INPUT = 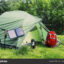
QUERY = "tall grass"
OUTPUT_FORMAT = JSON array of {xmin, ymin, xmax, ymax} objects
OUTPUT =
[
  {"xmin": 0, "ymin": 35, "xmax": 64, "ymax": 59},
  {"xmin": 16, "ymin": 46, "xmax": 29, "ymax": 55}
]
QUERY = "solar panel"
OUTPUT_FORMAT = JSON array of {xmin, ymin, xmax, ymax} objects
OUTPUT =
[
  {"xmin": 15, "ymin": 28, "xmax": 24, "ymax": 37},
  {"xmin": 8, "ymin": 30, "xmax": 17, "ymax": 39}
]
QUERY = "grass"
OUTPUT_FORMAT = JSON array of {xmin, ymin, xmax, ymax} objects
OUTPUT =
[{"xmin": 0, "ymin": 35, "xmax": 64, "ymax": 59}]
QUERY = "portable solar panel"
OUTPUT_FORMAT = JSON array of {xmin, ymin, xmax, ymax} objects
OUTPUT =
[
  {"xmin": 15, "ymin": 28, "xmax": 24, "ymax": 37},
  {"xmin": 8, "ymin": 30, "xmax": 17, "ymax": 39}
]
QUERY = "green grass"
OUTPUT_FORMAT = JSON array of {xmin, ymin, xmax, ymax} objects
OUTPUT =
[{"xmin": 0, "ymin": 35, "xmax": 64, "ymax": 59}]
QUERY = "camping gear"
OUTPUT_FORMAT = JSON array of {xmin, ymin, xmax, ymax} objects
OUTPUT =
[
  {"xmin": 0, "ymin": 11, "xmax": 51, "ymax": 48},
  {"xmin": 15, "ymin": 28, "xmax": 24, "ymax": 37},
  {"xmin": 8, "ymin": 28, "xmax": 24, "ymax": 39},
  {"xmin": 8, "ymin": 29, "xmax": 17, "ymax": 39},
  {"xmin": 45, "ymin": 31, "xmax": 57, "ymax": 47},
  {"xmin": 31, "ymin": 39, "xmax": 36, "ymax": 49}
]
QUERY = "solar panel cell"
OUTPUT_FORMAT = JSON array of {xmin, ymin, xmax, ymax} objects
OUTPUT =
[
  {"xmin": 8, "ymin": 30, "xmax": 17, "ymax": 39},
  {"xmin": 15, "ymin": 28, "xmax": 24, "ymax": 37}
]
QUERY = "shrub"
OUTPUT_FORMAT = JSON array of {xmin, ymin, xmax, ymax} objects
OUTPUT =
[{"xmin": 16, "ymin": 46, "xmax": 28, "ymax": 55}]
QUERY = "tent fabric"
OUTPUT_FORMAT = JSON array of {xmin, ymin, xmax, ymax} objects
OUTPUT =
[
  {"xmin": 36, "ymin": 22, "xmax": 49, "ymax": 42},
  {"xmin": 0, "ymin": 11, "xmax": 49, "ymax": 48},
  {"xmin": 39, "ymin": 22, "xmax": 49, "ymax": 41}
]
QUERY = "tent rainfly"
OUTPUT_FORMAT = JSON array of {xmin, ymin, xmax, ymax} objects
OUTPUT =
[{"xmin": 0, "ymin": 11, "xmax": 49, "ymax": 48}]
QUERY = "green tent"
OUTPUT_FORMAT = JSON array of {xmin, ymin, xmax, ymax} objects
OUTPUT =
[{"xmin": 0, "ymin": 11, "xmax": 49, "ymax": 48}]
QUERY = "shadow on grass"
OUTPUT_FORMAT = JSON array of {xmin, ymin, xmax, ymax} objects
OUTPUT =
[
  {"xmin": 36, "ymin": 41, "xmax": 48, "ymax": 48},
  {"xmin": 35, "ymin": 41, "xmax": 56, "ymax": 48}
]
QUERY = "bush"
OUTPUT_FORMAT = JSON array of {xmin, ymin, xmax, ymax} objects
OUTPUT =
[{"xmin": 16, "ymin": 46, "xmax": 29, "ymax": 55}]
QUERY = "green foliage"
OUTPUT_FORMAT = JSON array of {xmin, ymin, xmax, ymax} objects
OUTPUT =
[
  {"xmin": 0, "ymin": 1, "xmax": 10, "ymax": 14},
  {"xmin": 16, "ymin": 46, "xmax": 29, "ymax": 55},
  {"xmin": 58, "ymin": 35, "xmax": 64, "ymax": 43},
  {"xmin": 0, "ymin": 0, "xmax": 64, "ymax": 34}
]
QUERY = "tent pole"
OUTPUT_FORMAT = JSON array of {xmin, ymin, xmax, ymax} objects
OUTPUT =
[
  {"xmin": 4, "ymin": 30, "xmax": 7, "ymax": 49},
  {"xmin": 0, "ymin": 28, "xmax": 7, "ymax": 49}
]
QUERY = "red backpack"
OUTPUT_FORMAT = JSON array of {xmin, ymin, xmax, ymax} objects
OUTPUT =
[{"xmin": 45, "ymin": 31, "xmax": 57, "ymax": 47}]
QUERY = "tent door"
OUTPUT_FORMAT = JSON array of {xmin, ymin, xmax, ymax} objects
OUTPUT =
[{"xmin": 36, "ymin": 22, "xmax": 49, "ymax": 42}]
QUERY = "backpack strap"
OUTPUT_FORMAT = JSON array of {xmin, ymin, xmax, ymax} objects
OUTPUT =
[
  {"xmin": 50, "ymin": 34, "xmax": 56, "ymax": 39},
  {"xmin": 48, "ymin": 33, "xmax": 56, "ymax": 44}
]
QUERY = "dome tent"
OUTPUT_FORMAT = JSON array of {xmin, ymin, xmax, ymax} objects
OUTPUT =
[{"xmin": 0, "ymin": 11, "xmax": 49, "ymax": 48}]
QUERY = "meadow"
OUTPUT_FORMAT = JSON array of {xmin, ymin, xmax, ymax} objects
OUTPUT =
[{"xmin": 0, "ymin": 35, "xmax": 64, "ymax": 59}]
